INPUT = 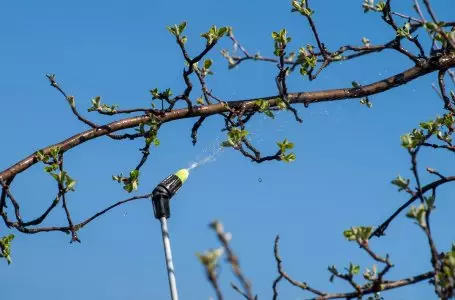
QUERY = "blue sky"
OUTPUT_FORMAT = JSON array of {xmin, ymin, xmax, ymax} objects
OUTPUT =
[{"xmin": 1, "ymin": 0, "xmax": 454, "ymax": 299}]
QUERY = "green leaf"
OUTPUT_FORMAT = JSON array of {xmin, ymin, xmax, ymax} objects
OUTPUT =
[
  {"xmin": 351, "ymin": 81, "xmax": 361, "ymax": 88},
  {"xmin": 419, "ymin": 120, "xmax": 435, "ymax": 130},
  {"xmin": 167, "ymin": 25, "xmax": 178, "ymax": 36},
  {"xmin": 343, "ymin": 226, "xmax": 374, "ymax": 243},
  {"xmin": 112, "ymin": 174, "xmax": 125, "ymax": 183},
  {"xmin": 349, "ymin": 262, "xmax": 360, "ymax": 276},
  {"xmin": 0, "ymin": 234, "xmax": 15, "ymax": 264},
  {"xmin": 221, "ymin": 140, "xmax": 234, "ymax": 147},
  {"xmin": 50, "ymin": 173, "xmax": 59, "ymax": 182},
  {"xmin": 123, "ymin": 183, "xmax": 134, "ymax": 193},
  {"xmin": 277, "ymin": 138, "xmax": 294, "ymax": 152},
  {"xmin": 44, "ymin": 164, "xmax": 59, "ymax": 173},
  {"xmin": 150, "ymin": 88, "xmax": 159, "ymax": 99},
  {"xmin": 391, "ymin": 175, "xmax": 409, "ymax": 191},
  {"xmin": 360, "ymin": 97, "xmax": 373, "ymax": 108},
  {"xmin": 49, "ymin": 146, "xmax": 61, "ymax": 159},
  {"xmin": 397, "ymin": 22, "xmax": 411, "ymax": 37},
  {"xmin": 196, "ymin": 247, "xmax": 224, "ymax": 272},
  {"xmin": 272, "ymin": 32, "xmax": 280, "ymax": 40},
  {"xmin": 163, "ymin": 88, "xmax": 173, "ymax": 98},
  {"xmin": 218, "ymin": 26, "xmax": 228, "ymax": 37},
  {"xmin": 130, "ymin": 169, "xmax": 139, "ymax": 180},
  {"xmin": 178, "ymin": 21, "xmax": 187, "ymax": 34},
  {"xmin": 196, "ymin": 97, "xmax": 204, "ymax": 105},
  {"xmin": 35, "ymin": 150, "xmax": 49, "ymax": 162},
  {"xmin": 264, "ymin": 110, "xmax": 275, "ymax": 119},
  {"xmin": 88, "ymin": 96, "xmax": 101, "ymax": 112},
  {"xmin": 227, "ymin": 128, "xmax": 248, "ymax": 146},
  {"xmin": 204, "ymin": 59, "xmax": 213, "ymax": 69},
  {"xmin": 424, "ymin": 195, "xmax": 436, "ymax": 211},
  {"xmin": 406, "ymin": 204, "xmax": 427, "ymax": 227},
  {"xmin": 376, "ymin": 1, "xmax": 386, "ymax": 11},
  {"xmin": 276, "ymin": 98, "xmax": 287, "ymax": 110},
  {"xmin": 400, "ymin": 134, "xmax": 414, "ymax": 149},
  {"xmin": 66, "ymin": 178, "xmax": 77, "ymax": 192},
  {"xmin": 281, "ymin": 153, "xmax": 296, "ymax": 162},
  {"xmin": 153, "ymin": 138, "xmax": 160, "ymax": 146}
]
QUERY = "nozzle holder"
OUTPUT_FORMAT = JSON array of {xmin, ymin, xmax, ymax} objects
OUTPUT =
[{"xmin": 152, "ymin": 174, "xmax": 183, "ymax": 219}]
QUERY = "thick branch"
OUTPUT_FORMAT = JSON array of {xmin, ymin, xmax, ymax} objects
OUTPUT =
[{"xmin": 1, "ymin": 54, "xmax": 454, "ymax": 182}]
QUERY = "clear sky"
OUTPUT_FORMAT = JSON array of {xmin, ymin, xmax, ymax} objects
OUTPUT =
[{"xmin": 1, "ymin": 0, "xmax": 453, "ymax": 299}]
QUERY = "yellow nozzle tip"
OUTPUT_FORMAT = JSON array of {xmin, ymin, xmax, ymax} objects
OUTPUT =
[{"xmin": 174, "ymin": 169, "xmax": 189, "ymax": 184}]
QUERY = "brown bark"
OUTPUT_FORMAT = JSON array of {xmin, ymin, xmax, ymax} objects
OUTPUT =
[{"xmin": 1, "ymin": 53, "xmax": 454, "ymax": 182}]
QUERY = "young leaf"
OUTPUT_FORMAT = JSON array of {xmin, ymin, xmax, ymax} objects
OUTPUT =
[
  {"xmin": 391, "ymin": 175, "xmax": 409, "ymax": 191},
  {"xmin": 204, "ymin": 59, "xmax": 213, "ymax": 69}
]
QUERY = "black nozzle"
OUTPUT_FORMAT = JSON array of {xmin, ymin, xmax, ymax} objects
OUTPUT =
[{"xmin": 152, "ymin": 174, "xmax": 184, "ymax": 219}]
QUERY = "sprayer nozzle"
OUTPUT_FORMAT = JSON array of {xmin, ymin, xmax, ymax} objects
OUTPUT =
[{"xmin": 174, "ymin": 169, "xmax": 189, "ymax": 184}]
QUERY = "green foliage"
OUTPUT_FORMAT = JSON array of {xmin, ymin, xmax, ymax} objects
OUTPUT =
[
  {"xmin": 437, "ymin": 243, "xmax": 455, "ymax": 294},
  {"xmin": 348, "ymin": 262, "xmax": 361, "ymax": 276},
  {"xmin": 423, "ymin": 22, "xmax": 453, "ymax": 47},
  {"xmin": 401, "ymin": 113, "xmax": 454, "ymax": 149},
  {"xmin": 254, "ymin": 99, "xmax": 274, "ymax": 119},
  {"xmin": 49, "ymin": 146, "xmax": 61, "ymax": 160},
  {"xmin": 87, "ymin": 96, "xmax": 119, "ymax": 114},
  {"xmin": 376, "ymin": 1, "xmax": 386, "ymax": 11},
  {"xmin": 396, "ymin": 23, "xmax": 411, "ymax": 38},
  {"xmin": 51, "ymin": 171, "xmax": 77, "ymax": 192},
  {"xmin": 277, "ymin": 138, "xmax": 296, "ymax": 162},
  {"xmin": 36, "ymin": 147, "xmax": 76, "ymax": 192},
  {"xmin": 196, "ymin": 247, "xmax": 224, "ymax": 273},
  {"xmin": 88, "ymin": 96, "xmax": 101, "ymax": 111},
  {"xmin": 406, "ymin": 197, "xmax": 435, "ymax": 228},
  {"xmin": 137, "ymin": 117, "xmax": 160, "ymax": 147},
  {"xmin": 406, "ymin": 204, "xmax": 428, "ymax": 228},
  {"xmin": 363, "ymin": 264, "xmax": 378, "ymax": 281},
  {"xmin": 360, "ymin": 97, "xmax": 373, "ymax": 108},
  {"xmin": 275, "ymin": 97, "xmax": 287, "ymax": 110},
  {"xmin": 201, "ymin": 25, "xmax": 228, "ymax": 45},
  {"xmin": 35, "ymin": 150, "xmax": 49, "ymax": 163},
  {"xmin": 276, "ymin": 138, "xmax": 294, "ymax": 152},
  {"xmin": 343, "ymin": 226, "xmax": 374, "ymax": 244},
  {"xmin": 44, "ymin": 164, "xmax": 59, "ymax": 173},
  {"xmin": 363, "ymin": 0, "xmax": 386, "ymax": 13},
  {"xmin": 221, "ymin": 128, "xmax": 249, "ymax": 147},
  {"xmin": 328, "ymin": 262, "xmax": 361, "ymax": 283},
  {"xmin": 272, "ymin": 29, "xmax": 291, "ymax": 57},
  {"xmin": 113, "ymin": 169, "xmax": 140, "ymax": 193},
  {"xmin": 401, "ymin": 130, "xmax": 425, "ymax": 149},
  {"xmin": 391, "ymin": 175, "xmax": 410, "ymax": 191},
  {"xmin": 167, "ymin": 21, "xmax": 187, "ymax": 41},
  {"xmin": 150, "ymin": 88, "xmax": 173, "ymax": 100},
  {"xmin": 196, "ymin": 96, "xmax": 205, "ymax": 105},
  {"xmin": 291, "ymin": 0, "xmax": 314, "ymax": 17},
  {"xmin": 298, "ymin": 46, "xmax": 316, "ymax": 76},
  {"xmin": 200, "ymin": 59, "xmax": 214, "ymax": 76},
  {"xmin": 0, "ymin": 234, "xmax": 15, "ymax": 264}
]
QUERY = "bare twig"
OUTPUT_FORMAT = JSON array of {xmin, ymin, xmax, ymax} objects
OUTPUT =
[{"xmin": 211, "ymin": 221, "xmax": 255, "ymax": 300}]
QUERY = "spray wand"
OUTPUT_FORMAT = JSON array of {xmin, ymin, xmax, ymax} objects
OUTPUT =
[{"xmin": 151, "ymin": 169, "xmax": 189, "ymax": 300}]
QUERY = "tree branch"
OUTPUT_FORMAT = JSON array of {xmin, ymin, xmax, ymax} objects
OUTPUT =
[{"xmin": 2, "ymin": 53, "xmax": 454, "ymax": 183}]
